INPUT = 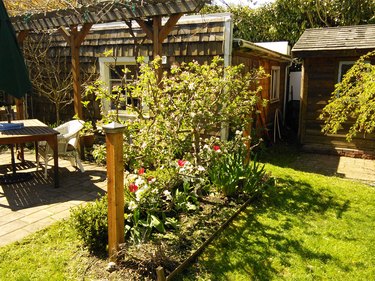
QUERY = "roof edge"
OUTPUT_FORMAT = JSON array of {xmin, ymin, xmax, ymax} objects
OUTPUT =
[{"xmin": 233, "ymin": 38, "xmax": 292, "ymax": 62}]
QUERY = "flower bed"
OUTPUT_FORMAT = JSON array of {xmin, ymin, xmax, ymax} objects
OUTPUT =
[
  {"xmin": 71, "ymin": 57, "xmax": 273, "ymax": 279},
  {"xmin": 79, "ymin": 192, "xmax": 263, "ymax": 280},
  {"xmin": 71, "ymin": 145, "xmax": 274, "ymax": 279}
]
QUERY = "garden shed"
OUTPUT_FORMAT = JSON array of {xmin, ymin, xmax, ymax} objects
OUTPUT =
[
  {"xmin": 292, "ymin": 24, "xmax": 375, "ymax": 157},
  {"xmin": 15, "ymin": 11, "xmax": 291, "ymax": 139}
]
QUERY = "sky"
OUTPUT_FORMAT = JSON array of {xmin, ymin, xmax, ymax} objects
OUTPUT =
[{"xmin": 213, "ymin": 0, "xmax": 276, "ymax": 7}]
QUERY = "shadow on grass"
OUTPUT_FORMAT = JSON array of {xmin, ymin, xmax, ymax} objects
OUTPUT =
[
  {"xmin": 179, "ymin": 175, "xmax": 351, "ymax": 280},
  {"xmin": 258, "ymin": 142, "xmax": 343, "ymax": 178}
]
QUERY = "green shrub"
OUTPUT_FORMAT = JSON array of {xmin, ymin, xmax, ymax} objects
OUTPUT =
[
  {"xmin": 208, "ymin": 141, "xmax": 270, "ymax": 197},
  {"xmin": 70, "ymin": 196, "xmax": 109, "ymax": 254},
  {"xmin": 124, "ymin": 167, "xmax": 201, "ymax": 244},
  {"xmin": 91, "ymin": 143, "xmax": 106, "ymax": 165},
  {"xmin": 208, "ymin": 150, "xmax": 243, "ymax": 197}
]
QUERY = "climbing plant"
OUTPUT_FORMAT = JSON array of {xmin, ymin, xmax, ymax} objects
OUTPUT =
[{"xmin": 320, "ymin": 50, "xmax": 375, "ymax": 141}]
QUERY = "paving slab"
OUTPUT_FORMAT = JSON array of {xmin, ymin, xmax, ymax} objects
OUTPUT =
[
  {"xmin": 0, "ymin": 149, "xmax": 107, "ymax": 247},
  {"xmin": 290, "ymin": 153, "xmax": 375, "ymax": 183}
]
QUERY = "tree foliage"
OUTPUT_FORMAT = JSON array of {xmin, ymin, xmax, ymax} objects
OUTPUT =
[
  {"xmin": 4, "ymin": 0, "xmax": 71, "ymax": 15},
  {"xmin": 95, "ymin": 56, "xmax": 267, "ymax": 169},
  {"xmin": 320, "ymin": 50, "xmax": 375, "ymax": 141},
  {"xmin": 203, "ymin": 0, "xmax": 375, "ymax": 45},
  {"xmin": 23, "ymin": 35, "xmax": 74, "ymax": 124}
]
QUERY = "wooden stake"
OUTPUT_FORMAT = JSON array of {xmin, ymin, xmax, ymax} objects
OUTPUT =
[
  {"xmin": 156, "ymin": 266, "xmax": 166, "ymax": 281},
  {"xmin": 103, "ymin": 122, "xmax": 126, "ymax": 261}
]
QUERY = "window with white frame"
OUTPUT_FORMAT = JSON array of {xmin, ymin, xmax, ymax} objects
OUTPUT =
[
  {"xmin": 99, "ymin": 57, "xmax": 149, "ymax": 115},
  {"xmin": 270, "ymin": 66, "xmax": 280, "ymax": 102}
]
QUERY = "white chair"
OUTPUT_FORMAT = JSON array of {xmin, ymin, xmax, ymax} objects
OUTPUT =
[{"xmin": 36, "ymin": 120, "xmax": 85, "ymax": 179}]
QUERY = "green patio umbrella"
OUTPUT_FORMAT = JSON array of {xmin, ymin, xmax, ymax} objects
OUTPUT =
[
  {"xmin": 0, "ymin": 0, "xmax": 33, "ymax": 184},
  {"xmin": 0, "ymin": 0, "xmax": 32, "ymax": 99}
]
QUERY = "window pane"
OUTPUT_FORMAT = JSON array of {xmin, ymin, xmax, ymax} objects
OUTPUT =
[
  {"xmin": 110, "ymin": 87, "xmax": 126, "ymax": 110},
  {"xmin": 125, "ymin": 64, "xmax": 137, "ymax": 80},
  {"xmin": 110, "ymin": 64, "xmax": 138, "ymax": 81},
  {"xmin": 270, "ymin": 68, "xmax": 280, "ymax": 100},
  {"xmin": 110, "ymin": 65, "xmax": 125, "ymax": 80},
  {"xmin": 339, "ymin": 63, "xmax": 354, "ymax": 82},
  {"xmin": 106, "ymin": 61, "xmax": 141, "ymax": 112}
]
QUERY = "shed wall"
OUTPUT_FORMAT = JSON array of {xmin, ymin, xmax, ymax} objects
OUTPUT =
[
  {"xmin": 299, "ymin": 51, "xmax": 375, "ymax": 156},
  {"xmin": 25, "ymin": 18, "xmax": 226, "ymax": 123},
  {"xmin": 233, "ymin": 51, "xmax": 288, "ymax": 138}
]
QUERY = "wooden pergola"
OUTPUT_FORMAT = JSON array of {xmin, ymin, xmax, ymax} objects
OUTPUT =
[{"xmin": 10, "ymin": 0, "xmax": 208, "ymax": 119}]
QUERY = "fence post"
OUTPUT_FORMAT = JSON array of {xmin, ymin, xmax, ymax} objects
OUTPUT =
[{"xmin": 103, "ymin": 122, "xmax": 126, "ymax": 261}]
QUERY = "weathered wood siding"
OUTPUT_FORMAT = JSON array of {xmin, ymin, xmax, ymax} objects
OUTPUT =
[
  {"xmin": 299, "ymin": 50, "xmax": 375, "ymax": 156},
  {"xmin": 46, "ymin": 19, "xmax": 225, "ymax": 67},
  {"xmin": 24, "ymin": 15, "xmax": 227, "ymax": 123},
  {"xmin": 233, "ymin": 51, "xmax": 288, "ymax": 137}
]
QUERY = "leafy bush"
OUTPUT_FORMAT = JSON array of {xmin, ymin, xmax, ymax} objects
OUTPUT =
[
  {"xmin": 70, "ymin": 196, "xmax": 108, "ymax": 254},
  {"xmin": 207, "ymin": 132, "xmax": 270, "ymax": 197},
  {"xmin": 91, "ymin": 143, "xmax": 106, "ymax": 165},
  {"xmin": 111, "ymin": 56, "xmax": 267, "ymax": 170},
  {"xmin": 320, "ymin": 50, "xmax": 375, "ymax": 141}
]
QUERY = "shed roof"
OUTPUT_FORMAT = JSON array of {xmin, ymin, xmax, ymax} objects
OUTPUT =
[
  {"xmin": 233, "ymin": 39, "xmax": 292, "ymax": 62},
  {"xmin": 10, "ymin": 0, "xmax": 208, "ymax": 32},
  {"xmin": 292, "ymin": 24, "xmax": 375, "ymax": 53}
]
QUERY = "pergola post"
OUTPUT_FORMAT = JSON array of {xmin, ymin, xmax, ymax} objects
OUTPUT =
[
  {"xmin": 59, "ymin": 23, "xmax": 92, "ymax": 119},
  {"xmin": 153, "ymin": 16, "xmax": 162, "ymax": 58},
  {"xmin": 136, "ymin": 13, "xmax": 183, "ymax": 81}
]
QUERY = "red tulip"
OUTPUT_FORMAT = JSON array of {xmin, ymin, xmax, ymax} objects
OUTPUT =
[
  {"xmin": 178, "ymin": 159, "xmax": 186, "ymax": 167},
  {"xmin": 129, "ymin": 183, "xmax": 138, "ymax": 192},
  {"xmin": 138, "ymin": 167, "xmax": 145, "ymax": 175}
]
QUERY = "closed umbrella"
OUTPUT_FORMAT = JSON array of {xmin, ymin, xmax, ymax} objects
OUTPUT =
[
  {"xmin": 0, "ymin": 0, "xmax": 32, "ymax": 99},
  {"xmin": 0, "ymin": 0, "xmax": 32, "ymax": 183}
]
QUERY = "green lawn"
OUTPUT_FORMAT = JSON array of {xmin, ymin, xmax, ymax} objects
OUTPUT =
[
  {"xmin": 180, "ymin": 148, "xmax": 375, "ymax": 280},
  {"xmin": 1, "ymin": 146, "xmax": 374, "ymax": 280},
  {"xmin": 0, "ymin": 221, "xmax": 88, "ymax": 281}
]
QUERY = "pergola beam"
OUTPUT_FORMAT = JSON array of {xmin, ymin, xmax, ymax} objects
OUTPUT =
[
  {"xmin": 10, "ymin": 1, "xmax": 208, "ymax": 32},
  {"xmin": 10, "ymin": 0, "xmax": 207, "ymax": 119},
  {"xmin": 152, "ymin": 16, "xmax": 162, "ymax": 58},
  {"xmin": 135, "ymin": 13, "xmax": 183, "ymax": 76},
  {"xmin": 14, "ymin": 30, "xmax": 30, "ymax": 120},
  {"xmin": 135, "ymin": 19, "xmax": 153, "ymax": 40},
  {"xmin": 159, "ymin": 13, "xmax": 183, "ymax": 41}
]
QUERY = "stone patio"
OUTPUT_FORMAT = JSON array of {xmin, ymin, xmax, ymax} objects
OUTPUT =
[
  {"xmin": 0, "ymin": 148, "xmax": 107, "ymax": 247},
  {"xmin": 291, "ymin": 152, "xmax": 375, "ymax": 183}
]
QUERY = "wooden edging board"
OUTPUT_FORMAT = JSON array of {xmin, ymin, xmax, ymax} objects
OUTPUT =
[{"xmin": 159, "ymin": 194, "xmax": 260, "ymax": 281}]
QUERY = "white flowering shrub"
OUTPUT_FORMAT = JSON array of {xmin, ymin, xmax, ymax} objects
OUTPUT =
[
  {"xmin": 123, "ymin": 165, "xmax": 200, "ymax": 243},
  {"xmin": 120, "ymin": 56, "xmax": 266, "ymax": 170}
]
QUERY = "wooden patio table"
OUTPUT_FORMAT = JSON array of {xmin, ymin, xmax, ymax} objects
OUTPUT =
[{"xmin": 0, "ymin": 119, "xmax": 59, "ymax": 188}]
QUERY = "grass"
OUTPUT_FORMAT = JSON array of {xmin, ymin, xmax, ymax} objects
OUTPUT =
[
  {"xmin": 1, "ymin": 145, "xmax": 374, "ymax": 280},
  {"xmin": 179, "ymin": 145, "xmax": 375, "ymax": 280},
  {"xmin": 0, "ymin": 220, "xmax": 90, "ymax": 281}
]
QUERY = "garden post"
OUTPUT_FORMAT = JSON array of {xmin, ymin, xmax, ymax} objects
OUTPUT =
[{"xmin": 103, "ymin": 122, "xmax": 126, "ymax": 260}]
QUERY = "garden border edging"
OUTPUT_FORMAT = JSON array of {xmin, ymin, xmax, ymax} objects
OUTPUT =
[{"xmin": 158, "ymin": 193, "xmax": 260, "ymax": 281}]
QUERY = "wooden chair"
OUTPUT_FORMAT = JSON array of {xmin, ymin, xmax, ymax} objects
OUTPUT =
[{"xmin": 36, "ymin": 120, "xmax": 85, "ymax": 179}]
